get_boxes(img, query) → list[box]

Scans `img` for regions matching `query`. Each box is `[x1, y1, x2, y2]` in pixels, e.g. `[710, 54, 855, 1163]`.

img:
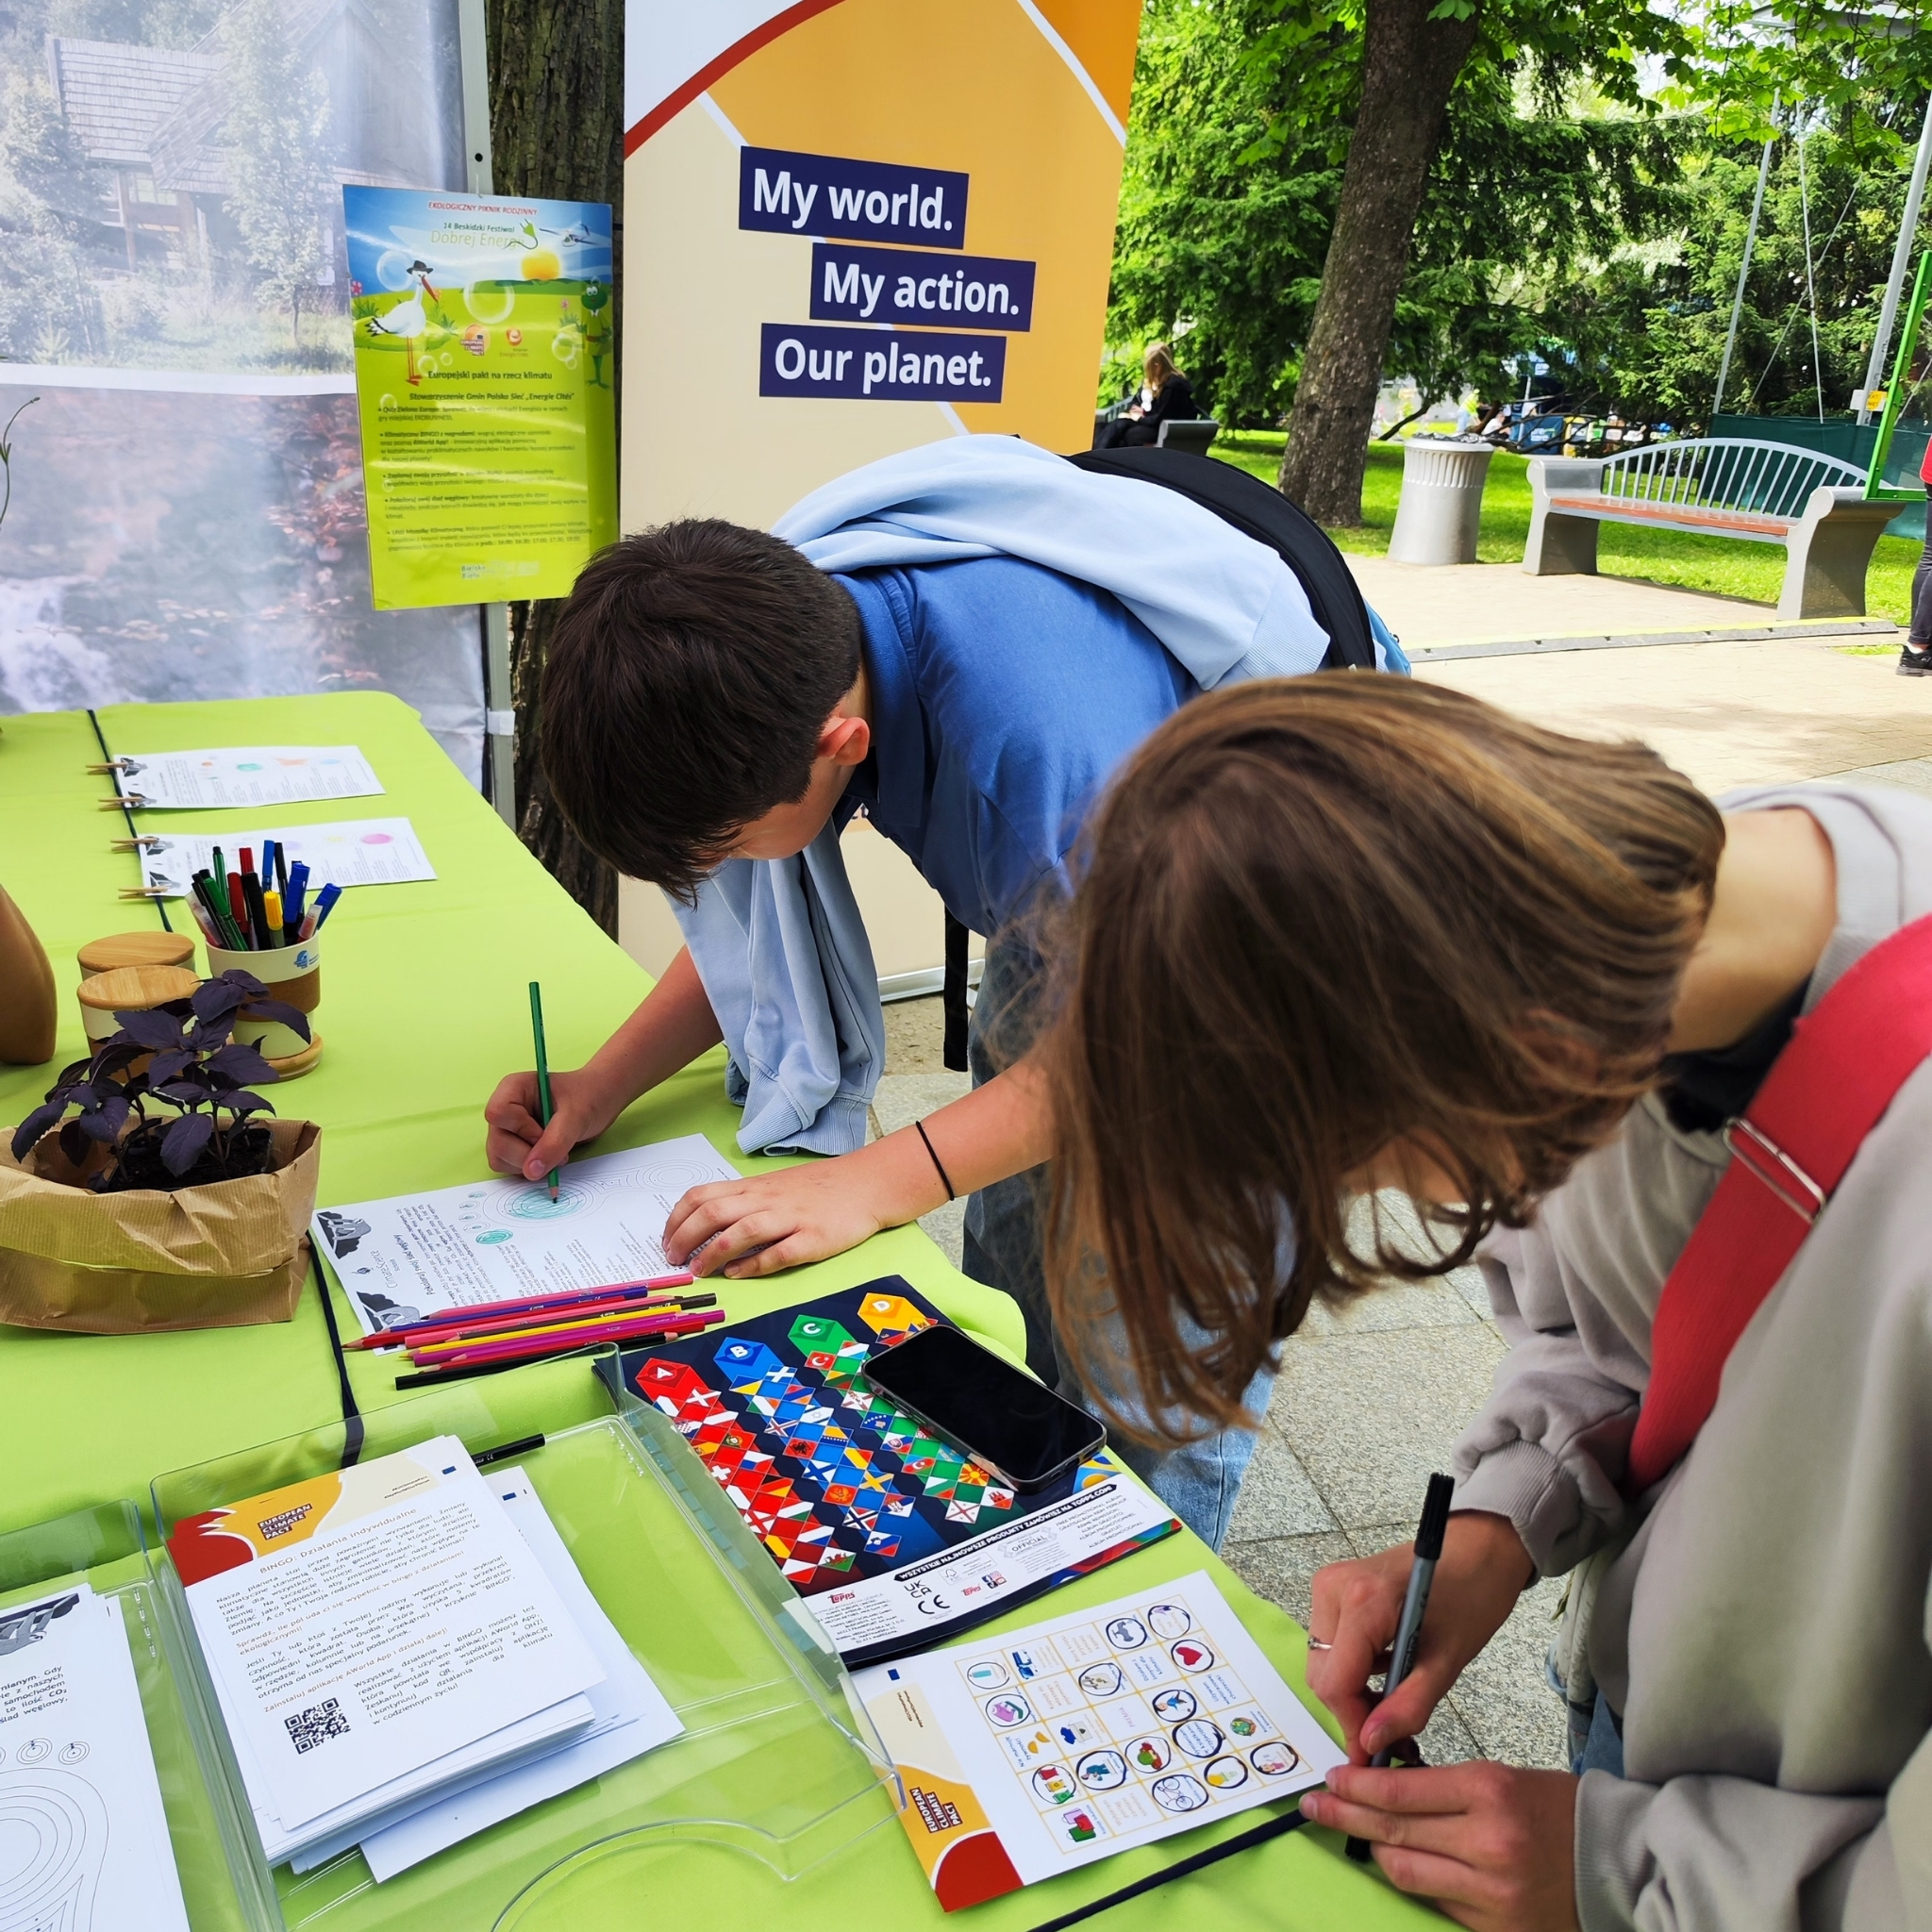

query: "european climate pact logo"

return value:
[742, 145, 1033, 406]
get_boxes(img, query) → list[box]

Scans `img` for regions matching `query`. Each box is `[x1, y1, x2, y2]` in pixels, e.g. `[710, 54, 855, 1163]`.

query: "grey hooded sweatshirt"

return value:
[1450, 783, 1932, 1931]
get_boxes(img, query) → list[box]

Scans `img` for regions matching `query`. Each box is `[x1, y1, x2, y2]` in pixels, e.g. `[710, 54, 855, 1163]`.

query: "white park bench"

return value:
[1524, 438, 1902, 619]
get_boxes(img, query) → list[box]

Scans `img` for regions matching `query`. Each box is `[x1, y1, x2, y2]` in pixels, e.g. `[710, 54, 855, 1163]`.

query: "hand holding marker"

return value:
[1345, 1471, 1454, 1862]
[529, 981, 559, 1202]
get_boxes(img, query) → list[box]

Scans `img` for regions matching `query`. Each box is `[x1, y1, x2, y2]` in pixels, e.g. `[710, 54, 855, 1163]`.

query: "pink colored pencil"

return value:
[410, 1307, 724, 1370]
[353, 1272, 698, 1347]
[363, 1289, 709, 1353]
[405, 1315, 723, 1377]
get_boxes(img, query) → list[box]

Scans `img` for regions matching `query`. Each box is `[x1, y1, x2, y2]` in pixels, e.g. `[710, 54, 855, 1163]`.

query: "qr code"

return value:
[284, 1698, 350, 1754]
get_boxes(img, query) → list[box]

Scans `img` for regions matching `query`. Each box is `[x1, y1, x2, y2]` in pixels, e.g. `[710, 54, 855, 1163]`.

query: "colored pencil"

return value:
[394, 1355, 628, 1391]
[372, 1290, 716, 1355]
[413, 1307, 724, 1371]
[348, 1273, 697, 1347]
[405, 1302, 713, 1361]
[397, 1315, 721, 1386]
[528, 981, 558, 1202]
[379, 1291, 709, 1354]
[409, 1303, 718, 1362]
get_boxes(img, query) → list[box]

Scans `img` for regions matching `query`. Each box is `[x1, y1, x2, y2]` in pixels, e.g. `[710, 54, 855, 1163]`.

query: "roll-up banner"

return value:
[621, 0, 1145, 531]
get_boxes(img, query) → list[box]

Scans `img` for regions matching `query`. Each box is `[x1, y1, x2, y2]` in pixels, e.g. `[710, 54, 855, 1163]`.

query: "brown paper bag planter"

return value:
[2, 967, 322, 1331]
[0, 1119, 320, 1331]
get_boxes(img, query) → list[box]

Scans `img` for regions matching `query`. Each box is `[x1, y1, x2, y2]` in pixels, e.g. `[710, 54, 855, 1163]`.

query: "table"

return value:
[0, 693, 1434, 1929]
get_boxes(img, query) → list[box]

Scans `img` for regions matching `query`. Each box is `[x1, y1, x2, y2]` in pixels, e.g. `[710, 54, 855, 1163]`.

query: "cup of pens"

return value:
[187, 841, 341, 1079]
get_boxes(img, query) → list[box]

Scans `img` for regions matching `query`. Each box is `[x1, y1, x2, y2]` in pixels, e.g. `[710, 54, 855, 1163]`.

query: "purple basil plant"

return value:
[10, 971, 310, 1192]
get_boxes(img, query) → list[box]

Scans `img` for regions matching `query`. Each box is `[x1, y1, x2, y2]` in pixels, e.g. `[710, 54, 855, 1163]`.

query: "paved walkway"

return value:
[870, 560, 1932, 1774]
[1349, 555, 1891, 655]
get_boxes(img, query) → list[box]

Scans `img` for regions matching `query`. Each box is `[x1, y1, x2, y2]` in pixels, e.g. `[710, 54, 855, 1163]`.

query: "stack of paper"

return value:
[168, 1437, 681, 1879]
[0, 1581, 192, 1929]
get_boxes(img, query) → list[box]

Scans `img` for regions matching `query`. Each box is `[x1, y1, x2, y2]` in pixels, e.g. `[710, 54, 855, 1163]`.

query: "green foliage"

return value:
[222, 0, 336, 347]
[1108, 0, 1691, 428]
[1676, 2, 1932, 150]
[1543, 117, 1929, 423]
[0, 73, 107, 359]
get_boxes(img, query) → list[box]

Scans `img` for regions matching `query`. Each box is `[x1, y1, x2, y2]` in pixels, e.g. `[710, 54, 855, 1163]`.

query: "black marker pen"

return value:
[1347, 1470, 1455, 1862]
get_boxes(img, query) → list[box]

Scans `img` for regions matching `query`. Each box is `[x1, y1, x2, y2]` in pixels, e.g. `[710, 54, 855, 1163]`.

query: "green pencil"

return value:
[528, 980, 558, 1202]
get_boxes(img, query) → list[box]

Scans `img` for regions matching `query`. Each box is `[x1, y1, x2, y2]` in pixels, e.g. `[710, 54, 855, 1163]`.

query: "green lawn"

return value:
[1211, 432, 1921, 627]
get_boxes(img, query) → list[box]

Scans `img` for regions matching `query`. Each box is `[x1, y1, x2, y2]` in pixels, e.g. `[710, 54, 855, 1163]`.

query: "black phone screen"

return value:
[863, 1324, 1106, 1491]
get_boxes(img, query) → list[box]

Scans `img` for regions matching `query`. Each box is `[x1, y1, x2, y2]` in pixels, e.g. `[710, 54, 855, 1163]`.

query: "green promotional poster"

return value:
[344, 188, 617, 609]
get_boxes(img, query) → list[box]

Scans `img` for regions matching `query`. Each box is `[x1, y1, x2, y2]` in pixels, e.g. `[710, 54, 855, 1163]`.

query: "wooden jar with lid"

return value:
[75, 964, 201, 1048]
[77, 931, 196, 978]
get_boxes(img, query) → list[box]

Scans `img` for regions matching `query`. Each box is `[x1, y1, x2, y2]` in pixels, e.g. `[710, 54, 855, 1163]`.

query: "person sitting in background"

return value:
[1902, 435, 1932, 676]
[1102, 343, 1197, 447]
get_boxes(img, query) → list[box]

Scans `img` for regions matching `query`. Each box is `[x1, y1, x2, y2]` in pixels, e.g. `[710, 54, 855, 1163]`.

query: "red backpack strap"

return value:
[1626, 913, 1932, 1494]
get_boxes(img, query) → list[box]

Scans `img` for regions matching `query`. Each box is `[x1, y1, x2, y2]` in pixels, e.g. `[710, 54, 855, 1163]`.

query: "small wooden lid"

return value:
[75, 963, 200, 1012]
[77, 932, 195, 976]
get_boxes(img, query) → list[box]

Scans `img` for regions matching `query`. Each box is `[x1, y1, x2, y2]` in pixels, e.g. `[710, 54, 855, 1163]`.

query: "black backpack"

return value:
[940, 446, 1374, 1066]
[1066, 445, 1376, 671]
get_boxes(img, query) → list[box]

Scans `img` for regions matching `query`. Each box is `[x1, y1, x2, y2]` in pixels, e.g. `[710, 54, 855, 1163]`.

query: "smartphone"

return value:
[862, 1324, 1106, 1491]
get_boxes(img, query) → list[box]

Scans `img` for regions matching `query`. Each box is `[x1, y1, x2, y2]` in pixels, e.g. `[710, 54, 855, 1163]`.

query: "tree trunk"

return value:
[487, 0, 625, 934]
[1278, 0, 1479, 525]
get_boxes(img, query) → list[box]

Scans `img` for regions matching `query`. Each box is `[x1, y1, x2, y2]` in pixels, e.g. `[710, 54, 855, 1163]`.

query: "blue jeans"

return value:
[959, 932, 1272, 1550]
[1573, 1692, 1625, 1777]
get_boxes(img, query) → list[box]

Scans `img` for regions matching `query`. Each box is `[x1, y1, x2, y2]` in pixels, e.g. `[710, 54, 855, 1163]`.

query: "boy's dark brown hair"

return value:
[541, 521, 863, 898]
[1041, 675, 1724, 1442]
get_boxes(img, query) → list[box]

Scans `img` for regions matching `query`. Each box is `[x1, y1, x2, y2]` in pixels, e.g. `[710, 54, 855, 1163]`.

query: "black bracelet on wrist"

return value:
[914, 1119, 956, 1201]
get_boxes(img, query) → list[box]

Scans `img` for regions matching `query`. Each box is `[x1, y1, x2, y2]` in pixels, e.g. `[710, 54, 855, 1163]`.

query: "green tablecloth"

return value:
[0, 693, 1435, 1930]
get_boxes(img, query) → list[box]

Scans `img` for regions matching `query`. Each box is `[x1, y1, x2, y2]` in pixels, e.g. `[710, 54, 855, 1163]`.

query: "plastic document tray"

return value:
[0, 1496, 275, 1932]
[147, 1356, 900, 1930]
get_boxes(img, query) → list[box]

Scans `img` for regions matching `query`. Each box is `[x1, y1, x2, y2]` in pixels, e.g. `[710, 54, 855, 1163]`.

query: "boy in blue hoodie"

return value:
[484, 437, 1392, 1544]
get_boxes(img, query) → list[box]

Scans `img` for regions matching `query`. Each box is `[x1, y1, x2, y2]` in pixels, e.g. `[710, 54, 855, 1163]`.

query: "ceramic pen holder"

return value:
[206, 937, 325, 1079]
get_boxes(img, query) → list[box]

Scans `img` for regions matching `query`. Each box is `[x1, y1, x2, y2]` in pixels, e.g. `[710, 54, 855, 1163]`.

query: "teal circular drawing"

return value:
[475, 1229, 512, 1244]
[507, 1183, 592, 1220]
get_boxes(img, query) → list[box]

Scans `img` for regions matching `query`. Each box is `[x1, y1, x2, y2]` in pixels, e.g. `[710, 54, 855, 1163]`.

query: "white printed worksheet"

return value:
[136, 819, 435, 897]
[112, 746, 383, 809]
[855, 1572, 1343, 1909]
[0, 1583, 190, 1932]
[168, 1438, 604, 1845]
[313, 1135, 741, 1335]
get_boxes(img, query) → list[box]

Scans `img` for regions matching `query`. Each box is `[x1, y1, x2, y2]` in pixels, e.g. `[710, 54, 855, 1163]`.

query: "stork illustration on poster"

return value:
[621, 1, 1146, 531]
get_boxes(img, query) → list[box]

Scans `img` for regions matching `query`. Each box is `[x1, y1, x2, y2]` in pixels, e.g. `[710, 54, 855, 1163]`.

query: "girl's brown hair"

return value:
[1041, 676, 1724, 1442]
[1143, 342, 1178, 392]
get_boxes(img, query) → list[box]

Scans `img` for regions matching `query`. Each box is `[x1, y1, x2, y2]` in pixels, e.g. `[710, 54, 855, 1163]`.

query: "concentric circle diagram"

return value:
[0, 1768, 108, 1930]
[451, 1155, 724, 1244]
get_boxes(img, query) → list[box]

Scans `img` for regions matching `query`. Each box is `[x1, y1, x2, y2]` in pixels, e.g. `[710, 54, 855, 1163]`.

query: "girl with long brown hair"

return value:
[1043, 676, 1932, 1931]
